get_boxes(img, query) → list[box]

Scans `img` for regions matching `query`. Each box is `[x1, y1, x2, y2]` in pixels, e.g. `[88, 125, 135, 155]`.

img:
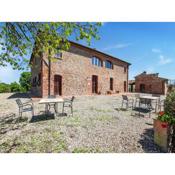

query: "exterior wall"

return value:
[32, 44, 129, 97]
[135, 75, 167, 95]
[31, 55, 42, 97]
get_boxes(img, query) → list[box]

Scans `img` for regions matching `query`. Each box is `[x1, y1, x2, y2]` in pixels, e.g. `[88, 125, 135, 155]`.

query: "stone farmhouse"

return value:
[30, 41, 131, 97]
[135, 71, 168, 95]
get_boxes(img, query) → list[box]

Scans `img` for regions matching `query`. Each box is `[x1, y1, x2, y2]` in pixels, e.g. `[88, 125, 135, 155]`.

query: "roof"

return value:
[135, 71, 168, 81]
[30, 40, 131, 66]
[129, 80, 135, 85]
[69, 41, 131, 65]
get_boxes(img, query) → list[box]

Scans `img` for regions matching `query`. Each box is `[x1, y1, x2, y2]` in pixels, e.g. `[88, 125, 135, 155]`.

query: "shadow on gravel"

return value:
[30, 114, 55, 123]
[7, 93, 31, 99]
[0, 113, 28, 135]
[138, 128, 164, 153]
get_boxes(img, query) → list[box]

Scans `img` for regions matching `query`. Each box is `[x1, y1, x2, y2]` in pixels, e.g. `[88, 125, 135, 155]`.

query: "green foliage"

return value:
[10, 82, 21, 92]
[19, 72, 31, 92]
[164, 89, 175, 118]
[0, 22, 101, 70]
[0, 71, 31, 93]
[157, 90, 175, 124]
[0, 83, 11, 93]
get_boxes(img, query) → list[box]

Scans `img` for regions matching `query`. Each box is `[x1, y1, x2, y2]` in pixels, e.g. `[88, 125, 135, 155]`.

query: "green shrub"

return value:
[10, 82, 21, 92]
[164, 89, 175, 118]
[0, 83, 11, 93]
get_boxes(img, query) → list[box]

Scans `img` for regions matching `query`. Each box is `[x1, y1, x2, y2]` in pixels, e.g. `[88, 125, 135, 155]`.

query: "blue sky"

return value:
[1, 22, 175, 83]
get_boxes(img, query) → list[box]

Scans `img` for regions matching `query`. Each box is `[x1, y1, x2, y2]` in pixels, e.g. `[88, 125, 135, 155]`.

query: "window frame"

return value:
[91, 56, 103, 67]
[105, 60, 113, 69]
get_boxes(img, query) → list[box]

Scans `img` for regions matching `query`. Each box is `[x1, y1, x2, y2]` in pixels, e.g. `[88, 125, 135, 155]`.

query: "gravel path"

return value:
[0, 93, 162, 153]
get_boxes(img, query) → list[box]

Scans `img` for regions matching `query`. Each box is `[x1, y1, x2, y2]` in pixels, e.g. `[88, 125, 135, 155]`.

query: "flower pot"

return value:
[153, 119, 169, 152]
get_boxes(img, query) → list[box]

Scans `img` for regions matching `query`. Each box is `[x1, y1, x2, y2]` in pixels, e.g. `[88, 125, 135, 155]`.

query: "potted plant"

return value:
[154, 90, 175, 152]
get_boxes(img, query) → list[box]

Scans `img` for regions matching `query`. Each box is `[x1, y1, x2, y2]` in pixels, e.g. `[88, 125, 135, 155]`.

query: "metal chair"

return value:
[62, 96, 75, 116]
[121, 95, 134, 109]
[16, 98, 34, 117]
[134, 94, 140, 107]
[157, 99, 165, 112]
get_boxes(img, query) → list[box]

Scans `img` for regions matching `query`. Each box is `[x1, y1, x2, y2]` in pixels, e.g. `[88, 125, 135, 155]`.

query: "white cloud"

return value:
[159, 55, 172, 65]
[152, 48, 161, 53]
[103, 43, 132, 51]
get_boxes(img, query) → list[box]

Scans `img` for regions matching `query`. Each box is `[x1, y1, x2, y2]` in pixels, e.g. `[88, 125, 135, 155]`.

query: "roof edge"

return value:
[69, 41, 131, 66]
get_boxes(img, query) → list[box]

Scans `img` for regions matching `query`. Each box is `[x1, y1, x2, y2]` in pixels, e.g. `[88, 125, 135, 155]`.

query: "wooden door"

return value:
[124, 81, 127, 92]
[92, 75, 98, 94]
[54, 75, 62, 95]
[110, 78, 113, 91]
[140, 84, 145, 93]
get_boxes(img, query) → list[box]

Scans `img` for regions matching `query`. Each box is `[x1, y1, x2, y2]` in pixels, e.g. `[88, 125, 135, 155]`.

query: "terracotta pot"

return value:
[154, 119, 169, 152]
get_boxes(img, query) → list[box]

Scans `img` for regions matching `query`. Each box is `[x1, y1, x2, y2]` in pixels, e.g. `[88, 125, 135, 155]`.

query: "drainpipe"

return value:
[48, 49, 51, 96]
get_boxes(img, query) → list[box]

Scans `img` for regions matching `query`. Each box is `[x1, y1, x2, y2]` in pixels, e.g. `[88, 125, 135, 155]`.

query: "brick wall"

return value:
[31, 44, 129, 97]
[135, 73, 168, 95]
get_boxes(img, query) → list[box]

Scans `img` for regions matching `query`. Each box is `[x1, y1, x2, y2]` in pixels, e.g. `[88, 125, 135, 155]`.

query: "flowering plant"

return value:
[157, 111, 175, 125]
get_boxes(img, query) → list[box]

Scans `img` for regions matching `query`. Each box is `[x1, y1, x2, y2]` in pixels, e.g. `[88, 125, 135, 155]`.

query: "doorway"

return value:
[54, 75, 62, 95]
[124, 81, 127, 92]
[92, 75, 98, 94]
[140, 84, 145, 93]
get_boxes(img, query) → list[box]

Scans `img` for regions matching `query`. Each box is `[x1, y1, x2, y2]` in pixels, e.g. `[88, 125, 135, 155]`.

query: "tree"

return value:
[0, 83, 11, 93]
[19, 72, 31, 92]
[10, 82, 21, 92]
[0, 22, 101, 70]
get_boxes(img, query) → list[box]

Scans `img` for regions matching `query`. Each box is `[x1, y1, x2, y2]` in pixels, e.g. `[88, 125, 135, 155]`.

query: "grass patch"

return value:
[59, 116, 82, 127]
[95, 115, 113, 122]
[72, 147, 101, 153]
[0, 129, 67, 153]
[89, 107, 112, 113]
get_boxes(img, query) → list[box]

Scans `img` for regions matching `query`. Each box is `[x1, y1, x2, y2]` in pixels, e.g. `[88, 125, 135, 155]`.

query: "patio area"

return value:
[0, 93, 162, 153]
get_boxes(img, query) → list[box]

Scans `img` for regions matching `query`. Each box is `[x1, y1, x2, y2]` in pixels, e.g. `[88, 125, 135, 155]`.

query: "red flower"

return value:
[161, 123, 168, 128]
[159, 111, 165, 116]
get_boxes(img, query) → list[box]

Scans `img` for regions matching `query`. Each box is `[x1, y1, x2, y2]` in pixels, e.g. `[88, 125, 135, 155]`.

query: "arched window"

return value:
[105, 60, 113, 69]
[92, 56, 103, 67]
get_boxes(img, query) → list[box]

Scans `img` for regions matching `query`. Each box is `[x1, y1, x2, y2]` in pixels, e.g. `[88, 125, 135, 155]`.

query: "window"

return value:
[124, 67, 127, 73]
[105, 60, 113, 69]
[38, 73, 41, 86]
[110, 78, 113, 91]
[92, 56, 102, 67]
[55, 52, 62, 59]
[32, 77, 37, 87]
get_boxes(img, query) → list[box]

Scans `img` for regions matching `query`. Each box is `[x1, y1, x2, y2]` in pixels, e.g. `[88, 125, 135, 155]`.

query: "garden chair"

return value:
[16, 98, 34, 117]
[157, 99, 165, 112]
[134, 94, 140, 107]
[121, 95, 134, 109]
[62, 96, 75, 116]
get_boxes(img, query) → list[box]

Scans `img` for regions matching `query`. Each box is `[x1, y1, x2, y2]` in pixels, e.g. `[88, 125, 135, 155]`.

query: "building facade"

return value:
[135, 71, 168, 95]
[30, 41, 130, 97]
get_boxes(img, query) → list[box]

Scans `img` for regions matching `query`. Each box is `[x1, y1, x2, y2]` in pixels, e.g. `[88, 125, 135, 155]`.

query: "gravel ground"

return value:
[0, 93, 162, 153]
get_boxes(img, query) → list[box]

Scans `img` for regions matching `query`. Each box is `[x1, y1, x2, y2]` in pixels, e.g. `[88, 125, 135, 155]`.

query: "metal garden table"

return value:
[39, 98, 64, 114]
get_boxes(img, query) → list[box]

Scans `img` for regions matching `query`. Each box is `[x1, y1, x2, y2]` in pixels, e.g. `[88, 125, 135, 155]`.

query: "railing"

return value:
[168, 80, 175, 86]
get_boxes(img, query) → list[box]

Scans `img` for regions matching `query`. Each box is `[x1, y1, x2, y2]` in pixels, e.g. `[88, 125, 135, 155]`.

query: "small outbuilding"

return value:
[135, 71, 168, 95]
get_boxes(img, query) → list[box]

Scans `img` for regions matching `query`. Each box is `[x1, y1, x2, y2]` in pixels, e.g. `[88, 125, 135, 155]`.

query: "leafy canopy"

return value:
[0, 22, 101, 70]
